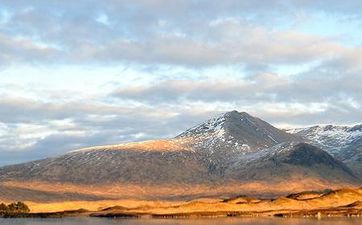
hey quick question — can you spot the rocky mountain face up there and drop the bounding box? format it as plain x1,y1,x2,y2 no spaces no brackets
287,125,362,177
0,111,360,200
226,142,357,182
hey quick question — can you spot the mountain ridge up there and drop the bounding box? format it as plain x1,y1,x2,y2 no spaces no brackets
286,124,362,177
0,110,360,201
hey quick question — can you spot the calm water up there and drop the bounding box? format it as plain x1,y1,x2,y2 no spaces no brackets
0,218,361,225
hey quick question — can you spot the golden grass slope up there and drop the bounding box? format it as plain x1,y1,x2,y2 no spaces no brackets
0,178,358,204
72,138,192,153
21,188,362,216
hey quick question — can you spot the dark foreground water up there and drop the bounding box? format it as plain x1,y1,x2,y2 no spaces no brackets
0,218,361,225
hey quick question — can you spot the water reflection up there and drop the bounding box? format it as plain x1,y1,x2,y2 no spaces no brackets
0,218,360,225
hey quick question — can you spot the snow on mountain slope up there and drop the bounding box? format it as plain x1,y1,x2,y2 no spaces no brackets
0,111,359,201
287,125,362,154
177,110,301,154
286,124,362,178
226,142,357,182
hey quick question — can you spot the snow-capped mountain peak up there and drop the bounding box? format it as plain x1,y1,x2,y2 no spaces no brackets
176,110,301,153
176,111,253,138
287,124,362,152
0,111,360,198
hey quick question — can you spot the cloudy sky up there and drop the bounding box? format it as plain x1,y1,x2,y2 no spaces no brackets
1,0,362,165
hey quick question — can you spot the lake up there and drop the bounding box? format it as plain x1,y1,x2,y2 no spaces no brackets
0,218,361,225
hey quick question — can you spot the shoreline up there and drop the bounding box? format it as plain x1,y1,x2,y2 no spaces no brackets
1,208,361,219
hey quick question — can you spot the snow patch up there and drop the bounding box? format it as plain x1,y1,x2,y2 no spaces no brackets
286,124,362,154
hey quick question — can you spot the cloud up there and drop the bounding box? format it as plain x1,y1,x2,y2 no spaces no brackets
1,0,362,166
0,92,222,165
111,52,362,126
0,0,356,68
112,65,362,107
1,68,361,166
113,79,251,103
89,27,343,68
0,33,59,65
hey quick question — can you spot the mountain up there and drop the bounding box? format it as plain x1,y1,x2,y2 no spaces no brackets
226,142,356,182
177,111,301,151
287,125,362,177
0,111,359,201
